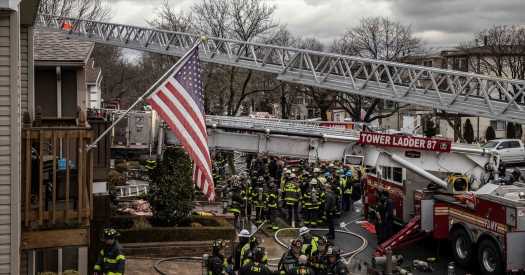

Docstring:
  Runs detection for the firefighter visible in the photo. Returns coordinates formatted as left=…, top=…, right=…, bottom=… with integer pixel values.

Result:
left=324, top=184, right=337, bottom=240
left=331, top=173, right=343, bottom=218
left=299, top=227, right=319, bottom=257
left=227, top=180, right=244, bottom=229
left=382, top=190, right=394, bottom=241
left=283, top=174, right=301, bottom=225
left=340, top=170, right=352, bottom=212
left=308, top=180, right=321, bottom=226
left=326, top=246, right=349, bottom=275
left=241, top=179, right=253, bottom=220
left=94, top=228, right=126, bottom=275
left=235, top=230, right=251, bottom=271
left=254, top=185, right=267, bottom=225
left=278, top=239, right=302, bottom=275
left=316, top=180, right=327, bottom=226
left=207, top=239, right=234, bottom=275
left=239, top=247, right=273, bottom=275
left=266, top=181, right=280, bottom=230
left=351, top=170, right=363, bottom=207
left=376, top=189, right=394, bottom=243
left=301, top=183, right=314, bottom=226
left=242, top=236, right=266, bottom=267
left=310, top=236, right=329, bottom=274
left=290, top=255, right=316, bottom=275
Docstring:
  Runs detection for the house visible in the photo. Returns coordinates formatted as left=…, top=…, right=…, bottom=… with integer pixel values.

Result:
left=19, top=29, right=99, bottom=274
left=33, top=28, right=94, bottom=117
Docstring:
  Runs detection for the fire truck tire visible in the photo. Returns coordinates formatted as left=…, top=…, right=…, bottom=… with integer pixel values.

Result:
left=450, top=228, right=474, bottom=267
left=477, top=239, right=504, bottom=275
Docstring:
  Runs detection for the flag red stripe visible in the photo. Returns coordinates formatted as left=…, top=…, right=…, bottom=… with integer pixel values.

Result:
left=156, top=90, right=212, bottom=167
left=165, top=81, right=207, bottom=137
left=148, top=98, right=211, bottom=184
left=147, top=98, right=213, bottom=186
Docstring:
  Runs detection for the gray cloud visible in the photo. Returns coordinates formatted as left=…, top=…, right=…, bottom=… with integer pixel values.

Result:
left=104, top=0, right=524, bottom=47
left=386, top=0, right=525, bottom=45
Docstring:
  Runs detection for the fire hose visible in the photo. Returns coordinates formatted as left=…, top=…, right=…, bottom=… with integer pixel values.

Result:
left=271, top=217, right=368, bottom=267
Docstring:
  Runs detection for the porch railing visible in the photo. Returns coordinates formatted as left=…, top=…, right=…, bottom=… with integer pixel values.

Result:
left=22, top=115, right=94, bottom=229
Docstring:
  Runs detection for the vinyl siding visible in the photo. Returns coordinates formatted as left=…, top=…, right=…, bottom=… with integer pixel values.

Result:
left=0, top=10, right=21, bottom=275
left=0, top=14, right=11, bottom=275
left=20, top=26, right=28, bottom=114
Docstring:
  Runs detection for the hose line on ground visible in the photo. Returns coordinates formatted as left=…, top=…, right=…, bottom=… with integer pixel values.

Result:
left=154, top=257, right=203, bottom=275
left=272, top=218, right=368, bottom=266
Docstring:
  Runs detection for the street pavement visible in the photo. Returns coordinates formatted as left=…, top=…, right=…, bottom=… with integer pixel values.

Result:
left=324, top=202, right=474, bottom=275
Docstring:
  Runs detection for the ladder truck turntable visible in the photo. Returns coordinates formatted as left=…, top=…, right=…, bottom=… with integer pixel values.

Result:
left=349, top=131, right=525, bottom=275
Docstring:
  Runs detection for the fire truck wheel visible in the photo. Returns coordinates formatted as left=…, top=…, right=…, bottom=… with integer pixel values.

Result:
left=477, top=239, right=503, bottom=275
left=450, top=228, right=473, bottom=266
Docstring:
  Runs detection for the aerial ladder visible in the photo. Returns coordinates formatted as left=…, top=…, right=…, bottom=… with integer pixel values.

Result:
left=37, top=14, right=525, bottom=124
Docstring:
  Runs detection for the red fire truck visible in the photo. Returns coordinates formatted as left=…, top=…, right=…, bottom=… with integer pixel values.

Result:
left=351, top=132, right=525, bottom=275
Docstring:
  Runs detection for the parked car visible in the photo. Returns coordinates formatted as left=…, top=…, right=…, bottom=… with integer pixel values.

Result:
left=482, top=139, right=525, bottom=165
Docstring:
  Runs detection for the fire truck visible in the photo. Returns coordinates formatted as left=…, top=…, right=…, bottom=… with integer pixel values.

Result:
left=349, top=131, right=525, bottom=275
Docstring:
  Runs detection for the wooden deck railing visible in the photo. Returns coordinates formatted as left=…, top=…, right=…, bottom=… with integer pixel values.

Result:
left=22, top=118, right=94, bottom=229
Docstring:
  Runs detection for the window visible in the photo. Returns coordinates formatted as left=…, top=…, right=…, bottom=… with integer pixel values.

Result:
left=380, top=166, right=405, bottom=184
left=393, top=167, right=403, bottom=182
left=28, top=247, right=86, bottom=274
left=423, top=60, right=433, bottom=67
left=490, top=120, right=506, bottom=131
left=498, top=142, right=509, bottom=149
left=509, top=141, right=521, bottom=148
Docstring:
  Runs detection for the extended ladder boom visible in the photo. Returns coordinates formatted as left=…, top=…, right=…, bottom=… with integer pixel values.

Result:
left=37, top=14, right=525, bottom=124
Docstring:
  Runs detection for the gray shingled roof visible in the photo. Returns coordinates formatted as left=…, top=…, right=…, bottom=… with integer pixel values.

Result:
left=34, top=28, right=94, bottom=63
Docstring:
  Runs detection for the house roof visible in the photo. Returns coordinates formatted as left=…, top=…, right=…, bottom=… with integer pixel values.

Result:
left=34, top=28, right=94, bottom=65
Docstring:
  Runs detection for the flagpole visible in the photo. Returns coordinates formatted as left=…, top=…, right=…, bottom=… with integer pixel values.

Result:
left=86, top=37, right=206, bottom=151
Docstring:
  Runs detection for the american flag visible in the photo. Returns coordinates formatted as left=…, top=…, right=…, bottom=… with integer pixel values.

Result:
left=145, top=47, right=215, bottom=201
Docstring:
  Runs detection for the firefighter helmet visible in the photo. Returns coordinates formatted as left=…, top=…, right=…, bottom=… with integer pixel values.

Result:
left=326, top=246, right=341, bottom=256
left=299, top=254, right=308, bottom=265
left=299, top=226, right=310, bottom=236
left=291, top=239, right=303, bottom=248
left=239, top=229, right=250, bottom=238
left=212, top=239, right=226, bottom=254
left=103, top=228, right=120, bottom=240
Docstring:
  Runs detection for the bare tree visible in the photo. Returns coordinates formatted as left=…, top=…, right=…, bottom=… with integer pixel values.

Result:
left=39, top=0, right=111, bottom=20
left=192, top=0, right=278, bottom=116
left=340, top=16, right=420, bottom=61
left=266, top=26, right=300, bottom=118
left=149, top=1, right=194, bottom=33
left=332, top=17, right=419, bottom=122
left=290, top=38, right=338, bottom=120
left=462, top=25, right=525, bottom=80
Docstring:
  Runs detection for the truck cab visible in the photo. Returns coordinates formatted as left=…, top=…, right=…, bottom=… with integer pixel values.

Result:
left=482, top=139, right=525, bottom=165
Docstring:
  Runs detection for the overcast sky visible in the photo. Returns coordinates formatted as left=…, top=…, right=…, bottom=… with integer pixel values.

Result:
left=105, top=0, right=525, bottom=48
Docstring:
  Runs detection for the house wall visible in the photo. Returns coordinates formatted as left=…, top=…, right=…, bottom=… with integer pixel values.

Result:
left=0, top=10, right=22, bottom=275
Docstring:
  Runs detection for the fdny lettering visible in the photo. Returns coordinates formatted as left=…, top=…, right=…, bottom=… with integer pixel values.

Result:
left=359, top=132, right=451, bottom=152
left=486, top=220, right=498, bottom=232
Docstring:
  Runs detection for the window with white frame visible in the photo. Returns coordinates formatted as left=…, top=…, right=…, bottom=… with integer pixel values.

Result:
left=490, top=120, right=506, bottom=131
left=380, top=166, right=406, bottom=184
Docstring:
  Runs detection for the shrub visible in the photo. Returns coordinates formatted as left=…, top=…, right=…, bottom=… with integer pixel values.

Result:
left=146, top=147, right=194, bottom=226
left=486, top=126, right=496, bottom=141
left=463, top=119, right=474, bottom=143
